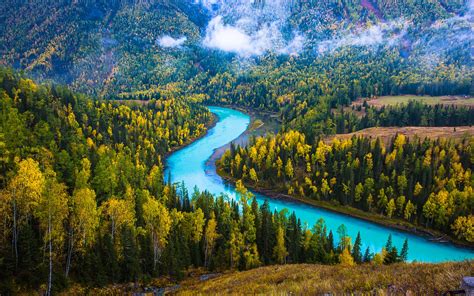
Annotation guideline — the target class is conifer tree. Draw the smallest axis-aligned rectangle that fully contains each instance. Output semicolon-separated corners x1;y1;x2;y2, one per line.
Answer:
363;246;373;263
400;239;409;262
352;232;363;263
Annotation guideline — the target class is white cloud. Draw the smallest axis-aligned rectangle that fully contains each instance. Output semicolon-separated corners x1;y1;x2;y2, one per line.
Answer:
157;35;187;48
203;16;254;54
317;20;408;54
279;34;305;56
203;16;294;56
194;0;219;10
418;0;473;62
200;0;305;56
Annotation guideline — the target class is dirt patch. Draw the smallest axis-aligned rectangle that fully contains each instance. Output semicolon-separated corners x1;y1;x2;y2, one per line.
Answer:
112;99;150;105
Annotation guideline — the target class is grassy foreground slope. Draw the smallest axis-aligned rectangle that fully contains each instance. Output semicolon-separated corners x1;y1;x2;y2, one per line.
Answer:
176;262;474;295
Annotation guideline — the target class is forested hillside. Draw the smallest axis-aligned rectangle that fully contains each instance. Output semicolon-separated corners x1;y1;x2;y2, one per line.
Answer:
0;68;211;292
1;0;472;101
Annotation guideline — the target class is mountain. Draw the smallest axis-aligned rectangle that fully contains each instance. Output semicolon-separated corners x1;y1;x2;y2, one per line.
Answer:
1;0;472;97
0;0;206;95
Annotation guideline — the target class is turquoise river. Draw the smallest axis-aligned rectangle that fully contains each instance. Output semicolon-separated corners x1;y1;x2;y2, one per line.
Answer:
165;106;474;262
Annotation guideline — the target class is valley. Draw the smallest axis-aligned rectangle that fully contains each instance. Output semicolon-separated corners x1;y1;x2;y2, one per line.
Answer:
190;108;474;259
0;0;473;294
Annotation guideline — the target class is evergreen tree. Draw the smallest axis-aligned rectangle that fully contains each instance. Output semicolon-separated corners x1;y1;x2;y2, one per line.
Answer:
259;200;274;264
400;239;409;262
363;246;373;263
327;230;335;253
351;232;363;263
385;234;393;251
384;247;399;264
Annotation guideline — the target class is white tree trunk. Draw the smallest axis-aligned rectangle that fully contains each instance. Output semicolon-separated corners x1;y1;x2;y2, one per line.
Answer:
12;198;18;268
111;218;115;242
47;211;52;296
152;231;160;272
65;229;74;278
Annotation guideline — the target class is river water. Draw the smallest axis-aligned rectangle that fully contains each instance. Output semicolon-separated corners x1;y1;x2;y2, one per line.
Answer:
165;106;474;262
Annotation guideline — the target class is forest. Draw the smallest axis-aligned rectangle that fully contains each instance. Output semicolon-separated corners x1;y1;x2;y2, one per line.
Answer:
219;131;474;243
0;68;412;294
1;0;472;99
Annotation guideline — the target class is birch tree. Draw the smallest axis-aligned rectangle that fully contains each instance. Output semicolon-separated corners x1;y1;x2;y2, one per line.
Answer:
143;197;171;272
100;198;135;242
66;187;99;277
36;169;68;296
204;212;219;268
5;158;45;268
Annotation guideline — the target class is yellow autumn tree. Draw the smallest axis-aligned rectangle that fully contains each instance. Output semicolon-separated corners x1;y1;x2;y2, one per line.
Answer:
249;168;258;185
451;215;474;243
66;187;99;277
100;198;135;242
143;197;171;272
204;212;219;268
339;247;355;267
273;226;288;264
4;158;45;267
36;169;69;296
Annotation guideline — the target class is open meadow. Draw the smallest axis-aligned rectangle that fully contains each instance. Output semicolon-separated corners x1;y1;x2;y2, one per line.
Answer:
353;95;474;108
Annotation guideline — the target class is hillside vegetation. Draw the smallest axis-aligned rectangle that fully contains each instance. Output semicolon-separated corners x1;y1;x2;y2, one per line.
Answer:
220;131;474;243
0;70;418;295
1;0;472;101
176;261;474;295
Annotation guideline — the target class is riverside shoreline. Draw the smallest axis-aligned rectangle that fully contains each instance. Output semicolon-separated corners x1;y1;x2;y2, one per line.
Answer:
216;167;474;251
204;106;473;251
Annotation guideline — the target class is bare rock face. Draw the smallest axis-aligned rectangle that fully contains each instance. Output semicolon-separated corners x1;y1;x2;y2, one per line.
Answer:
462;277;474;296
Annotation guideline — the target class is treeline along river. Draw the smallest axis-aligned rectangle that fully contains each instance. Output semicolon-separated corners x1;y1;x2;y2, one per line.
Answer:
165;106;474;262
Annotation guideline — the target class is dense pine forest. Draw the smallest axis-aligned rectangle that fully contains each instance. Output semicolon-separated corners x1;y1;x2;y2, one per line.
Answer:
0;0;473;294
0;68;212;291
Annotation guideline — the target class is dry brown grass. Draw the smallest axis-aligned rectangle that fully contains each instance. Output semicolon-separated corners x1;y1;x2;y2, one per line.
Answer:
175;262;474;295
352;95;474;108
112;99;150;105
326;126;474;144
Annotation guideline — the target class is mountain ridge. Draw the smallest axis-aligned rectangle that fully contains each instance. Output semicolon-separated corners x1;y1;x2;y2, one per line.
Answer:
0;0;472;98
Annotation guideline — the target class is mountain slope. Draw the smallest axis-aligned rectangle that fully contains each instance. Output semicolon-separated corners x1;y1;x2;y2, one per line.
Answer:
1;0;472;98
0;1;205;95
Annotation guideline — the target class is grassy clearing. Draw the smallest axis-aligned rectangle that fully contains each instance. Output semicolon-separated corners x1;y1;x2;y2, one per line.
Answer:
326;126;474;144
176;261;474;295
353;95;474;108
248;119;264;131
